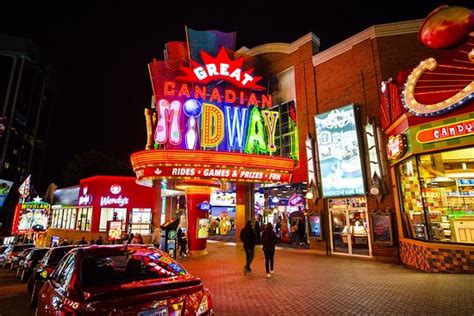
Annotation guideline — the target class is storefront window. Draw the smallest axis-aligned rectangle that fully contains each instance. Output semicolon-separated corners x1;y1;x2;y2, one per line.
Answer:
76;207;92;231
272;100;299;160
130;208;152;235
398;147;474;244
51;208;78;230
99;208;126;232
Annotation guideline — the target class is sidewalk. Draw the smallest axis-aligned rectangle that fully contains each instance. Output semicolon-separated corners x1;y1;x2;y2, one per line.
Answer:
178;241;474;315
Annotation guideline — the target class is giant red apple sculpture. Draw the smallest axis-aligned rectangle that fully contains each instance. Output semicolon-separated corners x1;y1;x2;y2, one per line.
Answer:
418;5;474;49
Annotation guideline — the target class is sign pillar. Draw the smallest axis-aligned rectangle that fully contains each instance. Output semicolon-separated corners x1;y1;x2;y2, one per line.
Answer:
235;183;254;245
185;186;212;256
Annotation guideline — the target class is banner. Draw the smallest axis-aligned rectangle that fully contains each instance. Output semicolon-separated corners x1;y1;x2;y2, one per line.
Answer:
18;175;31;199
0;179;13;207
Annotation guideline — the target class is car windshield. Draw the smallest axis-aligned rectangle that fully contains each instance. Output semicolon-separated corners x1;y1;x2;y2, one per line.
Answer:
81;249;187;286
30;249;49;260
12;245;34;252
49;247;75;266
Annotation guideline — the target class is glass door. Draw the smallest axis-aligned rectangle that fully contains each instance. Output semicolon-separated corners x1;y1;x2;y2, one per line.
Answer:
329;197;372;257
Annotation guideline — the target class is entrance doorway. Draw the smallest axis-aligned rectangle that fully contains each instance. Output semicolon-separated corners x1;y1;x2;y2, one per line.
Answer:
328;197;372;257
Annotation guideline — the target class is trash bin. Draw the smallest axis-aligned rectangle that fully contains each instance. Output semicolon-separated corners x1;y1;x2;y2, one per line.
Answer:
160;218;180;258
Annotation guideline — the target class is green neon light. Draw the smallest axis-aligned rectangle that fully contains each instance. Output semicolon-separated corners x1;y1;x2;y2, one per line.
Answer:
244;107;267;154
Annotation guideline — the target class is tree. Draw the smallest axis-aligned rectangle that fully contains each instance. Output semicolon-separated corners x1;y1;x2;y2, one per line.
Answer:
62;150;133;186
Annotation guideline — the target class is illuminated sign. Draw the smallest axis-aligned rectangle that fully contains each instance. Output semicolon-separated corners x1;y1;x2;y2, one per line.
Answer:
197;201;211;211
146;45;288;157
18;202;50;232
177;48;265;90
107;220;123;241
288;193;304;207
100;184;129;207
416;119;474;144
315;104;366;197
138;166;291;183
402;55;474;117
78;186;93;206
387;134;407;160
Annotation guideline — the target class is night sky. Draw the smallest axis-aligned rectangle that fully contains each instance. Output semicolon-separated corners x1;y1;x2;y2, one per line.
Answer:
0;0;471;191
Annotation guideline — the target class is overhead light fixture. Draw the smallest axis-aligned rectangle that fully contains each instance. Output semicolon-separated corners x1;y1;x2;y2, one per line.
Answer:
306;191;314;199
272;196;279;203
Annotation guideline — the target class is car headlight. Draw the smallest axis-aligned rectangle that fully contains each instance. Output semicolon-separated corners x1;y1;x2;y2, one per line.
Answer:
196;294;209;315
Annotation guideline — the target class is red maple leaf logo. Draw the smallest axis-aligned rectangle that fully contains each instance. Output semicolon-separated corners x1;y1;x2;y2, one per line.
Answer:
177;47;265;91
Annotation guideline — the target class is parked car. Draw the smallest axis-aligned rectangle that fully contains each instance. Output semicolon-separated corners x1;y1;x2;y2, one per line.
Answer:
0;244;34;268
17;247;49;282
11;247;34;270
36;245;213;315
29;245;77;306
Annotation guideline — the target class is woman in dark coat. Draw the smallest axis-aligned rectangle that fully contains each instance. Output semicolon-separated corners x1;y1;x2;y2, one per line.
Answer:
261;223;278;278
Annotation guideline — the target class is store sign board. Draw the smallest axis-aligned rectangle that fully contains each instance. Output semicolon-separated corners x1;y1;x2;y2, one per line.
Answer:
416;118;474;144
107;220;123;241
288;193;304;207
387;134;407;160
146;46;296;159
18;202;50;232
100;185;130;207
314;104;366;197
139;166;291;183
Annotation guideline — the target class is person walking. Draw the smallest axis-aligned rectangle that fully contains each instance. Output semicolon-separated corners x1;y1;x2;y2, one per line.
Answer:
78;237;88;245
254;220;261;244
261;222;278;278
96;236;104;245
239;220;257;274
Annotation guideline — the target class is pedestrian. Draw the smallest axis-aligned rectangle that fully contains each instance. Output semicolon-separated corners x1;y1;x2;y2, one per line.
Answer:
177;227;184;251
128;233;135;244
78;236;87;245
90;238;96;245
261;222;277;278
254;220;261;244
96;236;104;245
60;238;70;246
298;219;306;245
239;220;257;274
179;233;188;258
132;233;143;244
151;227;161;248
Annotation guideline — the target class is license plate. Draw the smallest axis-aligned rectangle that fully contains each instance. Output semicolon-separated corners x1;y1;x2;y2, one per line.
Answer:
138;307;168;316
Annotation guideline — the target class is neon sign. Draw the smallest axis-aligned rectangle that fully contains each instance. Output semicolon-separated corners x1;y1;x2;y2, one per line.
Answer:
100;185;130;207
416;119;474;144
146;45;285;156
387;134;407;160
177;48;264;90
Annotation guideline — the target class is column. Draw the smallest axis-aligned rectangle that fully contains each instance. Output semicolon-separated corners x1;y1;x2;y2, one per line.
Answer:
185;186;212;256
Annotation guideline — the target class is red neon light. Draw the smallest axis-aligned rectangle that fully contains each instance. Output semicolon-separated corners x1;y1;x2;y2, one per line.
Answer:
177;48;265;91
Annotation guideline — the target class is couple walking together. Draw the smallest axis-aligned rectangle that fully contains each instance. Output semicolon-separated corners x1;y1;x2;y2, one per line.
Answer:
240;220;277;278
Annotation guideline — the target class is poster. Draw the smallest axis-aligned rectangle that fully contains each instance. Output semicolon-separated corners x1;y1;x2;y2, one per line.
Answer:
17;202;50;232
107;220;123;241
197;218;209;239
0;179;13;207
309;214;322;238
371;213;393;245
315;104;366;197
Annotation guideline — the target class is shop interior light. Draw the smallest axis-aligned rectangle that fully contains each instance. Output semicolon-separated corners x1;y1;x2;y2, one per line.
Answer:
305;191;314;199
272;196;279;203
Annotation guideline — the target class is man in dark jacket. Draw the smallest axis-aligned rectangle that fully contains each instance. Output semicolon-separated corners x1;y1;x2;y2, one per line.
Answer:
240;220;257;274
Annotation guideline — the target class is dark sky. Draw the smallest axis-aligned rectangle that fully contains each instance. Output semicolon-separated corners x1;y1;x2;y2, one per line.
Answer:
0;0;471;190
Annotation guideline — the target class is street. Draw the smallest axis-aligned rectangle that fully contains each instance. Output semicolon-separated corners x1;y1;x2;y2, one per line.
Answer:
1;241;473;315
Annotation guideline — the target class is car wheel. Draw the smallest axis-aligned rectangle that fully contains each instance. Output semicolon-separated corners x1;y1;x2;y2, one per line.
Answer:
30;282;38;308
27;275;35;292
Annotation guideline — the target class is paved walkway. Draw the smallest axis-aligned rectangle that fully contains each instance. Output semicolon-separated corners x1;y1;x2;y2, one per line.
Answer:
178;241;474;315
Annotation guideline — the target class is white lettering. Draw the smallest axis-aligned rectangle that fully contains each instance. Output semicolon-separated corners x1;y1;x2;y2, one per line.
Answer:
100;195;129;207
229;68;241;81
433;130;440;139
194;67;207;80
242;73;254;85
172;168;195;176
220;63;230;76
206;64;219;76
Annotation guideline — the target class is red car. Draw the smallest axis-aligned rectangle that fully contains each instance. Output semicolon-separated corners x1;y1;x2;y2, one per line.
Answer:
36;245;213;315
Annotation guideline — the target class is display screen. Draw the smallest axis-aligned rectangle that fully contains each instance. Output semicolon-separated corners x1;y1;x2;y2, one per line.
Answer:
315;104;366;197
309;214;322;238
107;220;123;241
0;179;13;207
197;218;210;239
